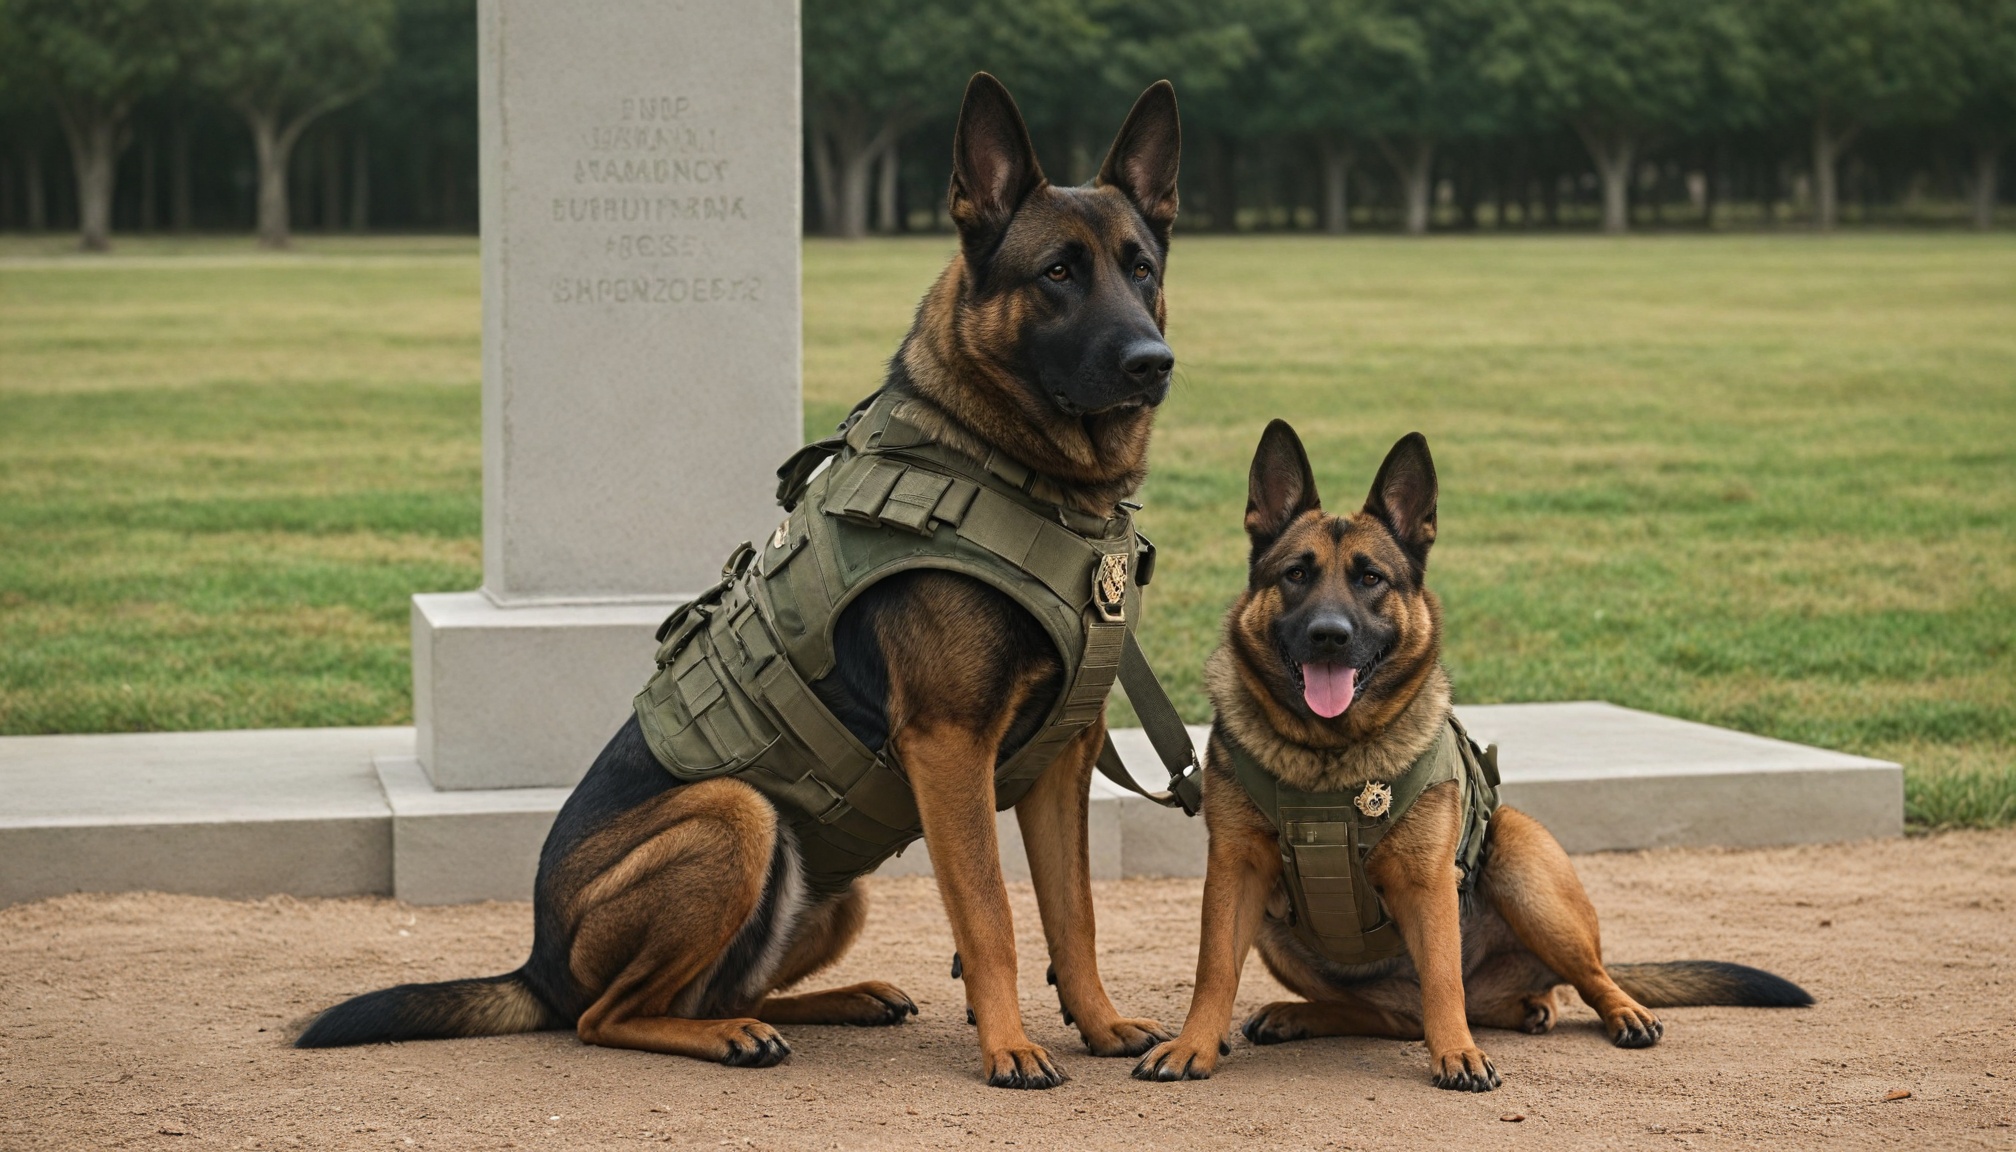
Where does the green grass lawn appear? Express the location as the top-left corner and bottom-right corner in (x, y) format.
(3, 231), (2012, 828)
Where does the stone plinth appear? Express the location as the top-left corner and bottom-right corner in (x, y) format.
(414, 0), (802, 790)
(0, 706), (1904, 906)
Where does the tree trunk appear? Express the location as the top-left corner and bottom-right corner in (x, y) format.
(1972, 139), (2002, 231)
(1811, 111), (1860, 232)
(875, 136), (899, 234)
(1376, 136), (1435, 235)
(834, 138), (875, 239)
(322, 131), (343, 232)
(1206, 133), (1238, 232)
(246, 108), (295, 248)
(1573, 120), (1635, 234)
(350, 134), (370, 230)
(23, 143), (48, 230)
(57, 109), (124, 251)
(808, 132), (837, 234)
(242, 96), (353, 248)
(1319, 140), (1353, 234)
(170, 120), (192, 230)
(1543, 171), (1559, 227)
(139, 136), (157, 231)
(1703, 143), (1721, 229)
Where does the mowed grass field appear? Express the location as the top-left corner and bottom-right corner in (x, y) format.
(2, 232), (2011, 827)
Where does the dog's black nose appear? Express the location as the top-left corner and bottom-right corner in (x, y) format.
(1305, 615), (1354, 659)
(1120, 339), (1174, 384)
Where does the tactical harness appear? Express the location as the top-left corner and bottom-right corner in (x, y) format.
(633, 392), (1203, 901)
(1219, 716), (1502, 966)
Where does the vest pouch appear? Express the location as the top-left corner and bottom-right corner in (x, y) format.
(637, 623), (780, 781)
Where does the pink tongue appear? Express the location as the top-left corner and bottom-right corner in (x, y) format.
(1301, 663), (1357, 718)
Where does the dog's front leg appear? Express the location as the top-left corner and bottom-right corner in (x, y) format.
(1016, 721), (1168, 1057)
(1133, 790), (1278, 1081)
(903, 719), (1065, 1089)
(1370, 781), (1501, 1092)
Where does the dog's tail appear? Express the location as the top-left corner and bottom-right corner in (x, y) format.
(294, 969), (560, 1048)
(1607, 960), (1813, 1009)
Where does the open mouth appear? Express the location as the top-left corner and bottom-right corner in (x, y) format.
(1051, 391), (1154, 418)
(1286, 649), (1388, 719)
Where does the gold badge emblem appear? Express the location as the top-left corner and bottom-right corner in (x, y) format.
(770, 519), (790, 550)
(1093, 553), (1129, 623)
(1355, 781), (1393, 819)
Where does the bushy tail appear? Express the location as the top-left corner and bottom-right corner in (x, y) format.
(295, 970), (560, 1048)
(1608, 961), (1813, 1009)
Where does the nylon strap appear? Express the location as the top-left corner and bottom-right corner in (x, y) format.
(1093, 633), (1203, 816)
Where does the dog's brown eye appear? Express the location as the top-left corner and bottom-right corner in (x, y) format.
(1285, 566), (1309, 584)
(1360, 571), (1382, 587)
(1133, 261), (1152, 281)
(1045, 263), (1071, 282)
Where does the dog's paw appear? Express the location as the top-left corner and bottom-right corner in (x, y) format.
(1131, 1035), (1228, 1082)
(1520, 991), (1560, 1035)
(841, 981), (918, 1027)
(1429, 1047), (1500, 1092)
(983, 1040), (1067, 1090)
(1603, 1003), (1663, 1049)
(1240, 1001), (1315, 1046)
(1080, 1016), (1171, 1058)
(714, 1020), (791, 1068)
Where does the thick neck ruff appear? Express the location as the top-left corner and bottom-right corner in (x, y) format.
(1204, 645), (1452, 794)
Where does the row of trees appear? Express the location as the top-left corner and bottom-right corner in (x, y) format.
(0, 0), (412, 249)
(807, 0), (2016, 235)
(3, 0), (2011, 247)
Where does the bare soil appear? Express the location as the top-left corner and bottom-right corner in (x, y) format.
(3, 831), (2013, 1151)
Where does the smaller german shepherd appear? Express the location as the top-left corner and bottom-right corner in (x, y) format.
(1134, 422), (1811, 1089)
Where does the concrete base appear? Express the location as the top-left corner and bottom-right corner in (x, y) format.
(0, 703), (1903, 906)
(376, 756), (571, 904)
(0, 727), (407, 905)
(412, 592), (676, 790)
(1462, 701), (1904, 852)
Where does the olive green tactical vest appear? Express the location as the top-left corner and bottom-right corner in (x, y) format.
(634, 392), (1197, 900)
(1223, 717), (1500, 966)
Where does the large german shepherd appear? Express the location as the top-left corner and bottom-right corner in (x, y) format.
(1133, 422), (1811, 1089)
(297, 74), (1184, 1089)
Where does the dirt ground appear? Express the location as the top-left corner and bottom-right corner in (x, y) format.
(3, 831), (2013, 1151)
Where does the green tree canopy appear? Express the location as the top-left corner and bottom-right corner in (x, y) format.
(1757, 0), (1968, 229)
(188, 0), (395, 247)
(1490, 0), (1761, 232)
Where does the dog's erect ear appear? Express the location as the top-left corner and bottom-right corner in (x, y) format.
(1364, 432), (1438, 568)
(949, 73), (1045, 257)
(1246, 419), (1321, 563)
(1096, 80), (1181, 246)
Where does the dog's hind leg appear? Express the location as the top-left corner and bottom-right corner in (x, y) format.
(1241, 995), (1423, 1045)
(567, 779), (791, 1066)
(1017, 722), (1168, 1058)
(1479, 807), (1661, 1049)
(756, 882), (918, 1027)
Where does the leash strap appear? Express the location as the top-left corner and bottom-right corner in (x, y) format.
(1094, 632), (1203, 816)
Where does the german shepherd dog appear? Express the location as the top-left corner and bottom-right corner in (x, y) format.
(297, 75), (1183, 1090)
(1133, 423), (1811, 1089)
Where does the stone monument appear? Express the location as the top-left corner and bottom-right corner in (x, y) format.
(411, 0), (802, 790)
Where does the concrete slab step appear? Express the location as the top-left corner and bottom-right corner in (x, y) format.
(0, 704), (1902, 906)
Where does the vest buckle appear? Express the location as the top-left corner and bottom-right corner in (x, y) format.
(1092, 552), (1128, 623)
